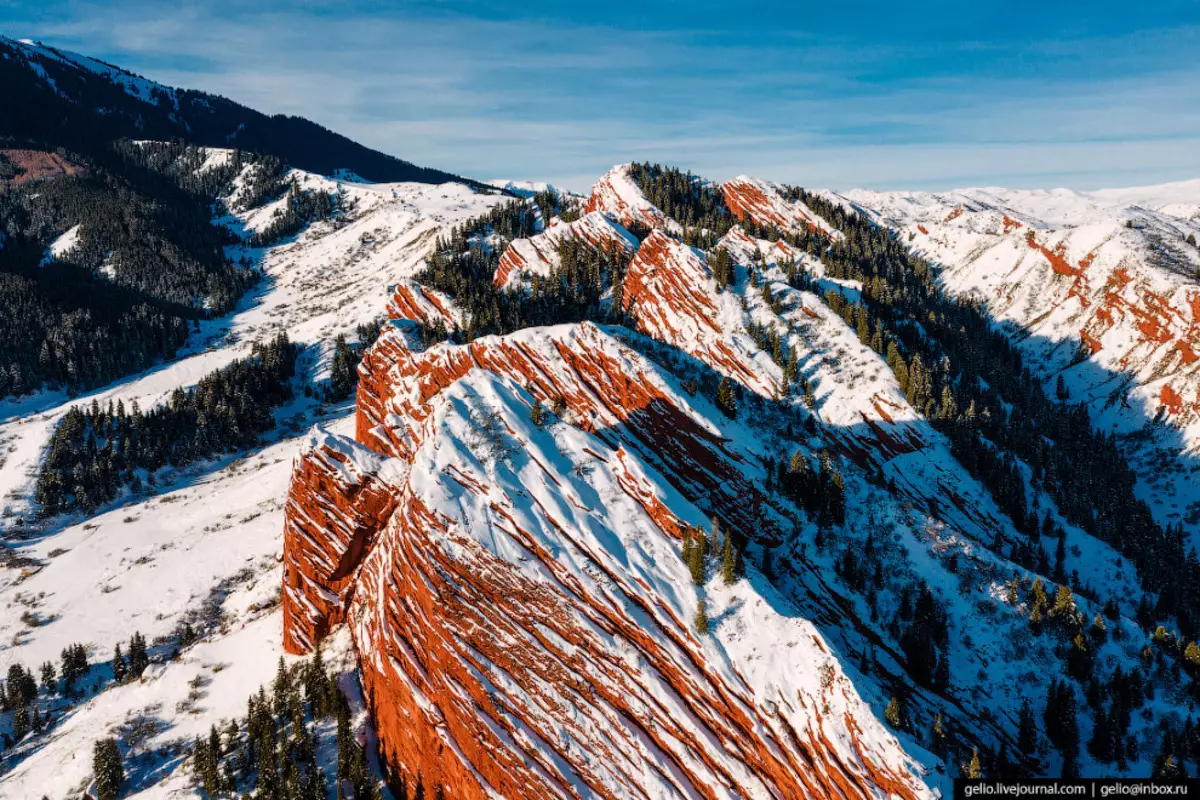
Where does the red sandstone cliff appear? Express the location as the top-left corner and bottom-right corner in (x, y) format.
(282, 322), (932, 800)
(584, 165), (682, 235)
(492, 210), (638, 289)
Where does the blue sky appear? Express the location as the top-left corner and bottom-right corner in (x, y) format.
(2, 0), (1199, 191)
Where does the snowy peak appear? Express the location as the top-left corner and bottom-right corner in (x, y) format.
(723, 176), (840, 237)
(492, 210), (638, 289)
(585, 164), (683, 234)
(3, 35), (177, 107)
(623, 230), (780, 396)
(283, 321), (932, 799)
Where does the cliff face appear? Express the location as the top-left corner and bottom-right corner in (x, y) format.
(282, 322), (932, 800)
(492, 210), (638, 289)
(584, 165), (682, 235)
(721, 176), (837, 237)
(622, 230), (780, 397)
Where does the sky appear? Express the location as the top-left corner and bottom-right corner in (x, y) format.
(2, 0), (1199, 192)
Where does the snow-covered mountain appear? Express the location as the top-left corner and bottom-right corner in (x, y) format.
(835, 183), (1200, 540)
(2, 47), (1199, 796)
(0, 35), (469, 184)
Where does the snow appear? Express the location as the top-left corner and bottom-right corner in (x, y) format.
(0, 152), (509, 795)
(834, 180), (1200, 544)
(38, 224), (81, 266)
(4, 149), (1199, 795)
(5, 36), (179, 109)
(356, 351), (932, 797)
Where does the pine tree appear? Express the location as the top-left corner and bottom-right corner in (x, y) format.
(688, 529), (707, 586)
(1017, 698), (1040, 767)
(93, 737), (124, 800)
(721, 533), (740, 586)
(965, 748), (983, 779)
(127, 632), (148, 678)
(1054, 535), (1067, 583)
(39, 661), (56, 695)
(1055, 375), (1069, 401)
(1184, 640), (1200, 669)
(884, 696), (903, 729)
(112, 643), (127, 683)
(694, 598), (710, 635)
(715, 378), (737, 419)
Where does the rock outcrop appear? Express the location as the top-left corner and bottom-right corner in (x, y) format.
(622, 230), (779, 397)
(722, 176), (837, 237)
(492, 211), (638, 289)
(385, 280), (461, 331)
(585, 165), (682, 235)
(282, 322), (932, 800)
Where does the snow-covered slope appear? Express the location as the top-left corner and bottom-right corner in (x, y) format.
(6, 145), (1200, 799)
(493, 210), (638, 289)
(838, 183), (1200, 537)
(284, 323), (932, 799)
(0, 150), (508, 798)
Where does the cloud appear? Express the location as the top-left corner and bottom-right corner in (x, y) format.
(11, 0), (1200, 191)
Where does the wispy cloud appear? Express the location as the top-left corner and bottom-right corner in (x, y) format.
(7, 0), (1200, 191)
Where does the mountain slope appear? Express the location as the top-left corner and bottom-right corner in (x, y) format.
(0, 35), (469, 185)
(4, 140), (1200, 800)
(837, 184), (1200, 538)
(284, 323), (932, 799)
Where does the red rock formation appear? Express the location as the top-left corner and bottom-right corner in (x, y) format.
(493, 211), (638, 289)
(386, 281), (459, 331)
(721, 176), (830, 236)
(355, 323), (775, 539)
(0, 148), (86, 185)
(622, 230), (778, 396)
(584, 165), (680, 234)
(282, 322), (932, 800)
(281, 429), (404, 654)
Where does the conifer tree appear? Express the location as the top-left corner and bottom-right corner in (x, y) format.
(884, 696), (903, 729)
(112, 643), (127, 683)
(965, 749), (983, 779)
(688, 529), (707, 586)
(127, 632), (148, 679)
(721, 533), (740, 586)
(715, 378), (738, 419)
(93, 737), (124, 800)
(695, 598), (710, 635)
(39, 661), (56, 695)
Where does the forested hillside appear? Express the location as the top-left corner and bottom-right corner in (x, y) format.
(0, 36), (468, 185)
(0, 141), (265, 398)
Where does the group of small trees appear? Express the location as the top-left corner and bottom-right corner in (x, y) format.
(325, 318), (385, 401)
(768, 449), (846, 530)
(183, 649), (408, 800)
(682, 517), (746, 634)
(35, 332), (298, 515)
(0, 641), (92, 750)
(112, 632), (150, 684)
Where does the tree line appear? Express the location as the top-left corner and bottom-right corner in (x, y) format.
(34, 332), (297, 516)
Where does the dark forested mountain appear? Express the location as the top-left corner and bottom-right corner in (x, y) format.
(0, 35), (467, 184)
(0, 35), (483, 401)
(0, 140), (263, 399)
